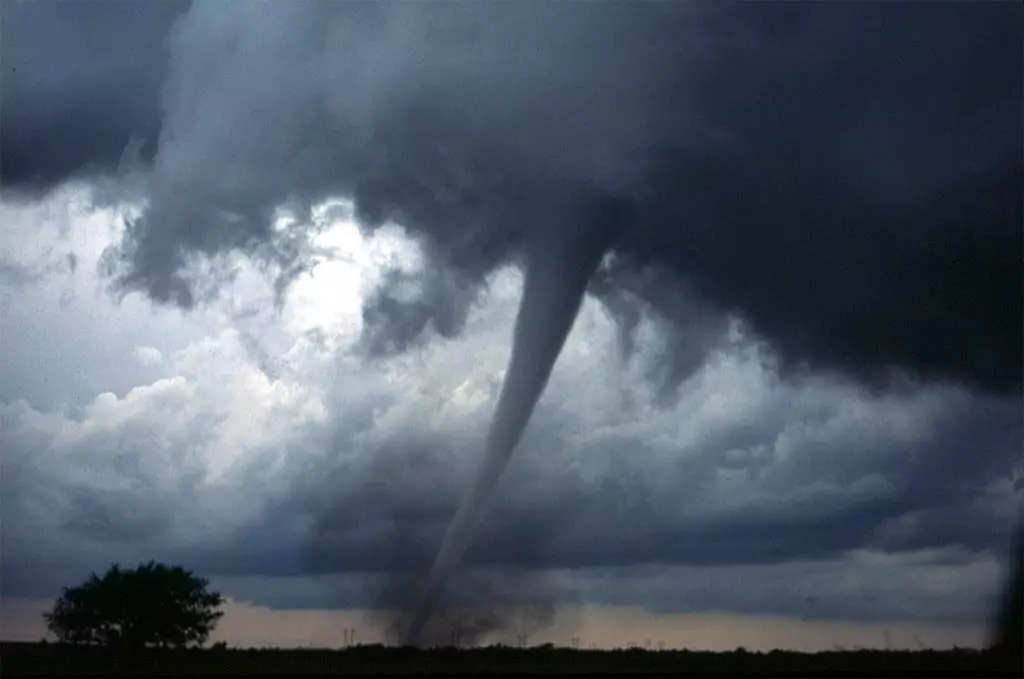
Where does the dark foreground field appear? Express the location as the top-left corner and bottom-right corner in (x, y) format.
(2, 641), (1019, 678)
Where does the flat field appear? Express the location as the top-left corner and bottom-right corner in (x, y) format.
(2, 641), (1019, 677)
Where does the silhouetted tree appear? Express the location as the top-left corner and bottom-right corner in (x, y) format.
(44, 561), (224, 649)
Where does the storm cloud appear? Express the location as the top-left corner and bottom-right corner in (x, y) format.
(0, 0), (189, 195)
(4, 1), (1020, 393)
(3, 191), (1018, 612)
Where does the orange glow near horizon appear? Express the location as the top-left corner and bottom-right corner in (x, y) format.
(1, 597), (987, 652)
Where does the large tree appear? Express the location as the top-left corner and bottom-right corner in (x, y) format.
(44, 561), (224, 649)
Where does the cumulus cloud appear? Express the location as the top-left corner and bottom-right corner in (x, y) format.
(1, 189), (1019, 631)
(132, 346), (164, 366)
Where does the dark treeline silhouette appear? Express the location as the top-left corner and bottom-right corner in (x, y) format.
(15, 543), (1018, 677)
(2, 641), (1018, 677)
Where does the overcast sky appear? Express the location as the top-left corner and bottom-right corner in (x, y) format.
(1, 0), (1021, 651)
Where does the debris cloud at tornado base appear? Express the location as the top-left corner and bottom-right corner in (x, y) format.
(306, 439), (582, 648)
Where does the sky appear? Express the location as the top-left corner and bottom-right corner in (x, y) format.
(1, 0), (1021, 651)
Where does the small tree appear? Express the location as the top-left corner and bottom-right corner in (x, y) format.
(44, 561), (224, 649)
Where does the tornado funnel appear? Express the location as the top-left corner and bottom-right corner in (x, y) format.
(402, 198), (629, 646)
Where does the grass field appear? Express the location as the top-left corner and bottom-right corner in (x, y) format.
(2, 641), (1018, 677)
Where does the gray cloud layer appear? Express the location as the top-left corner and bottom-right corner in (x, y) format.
(2, 230), (1018, 623)
(3, 2), (1020, 394)
(0, 1), (188, 194)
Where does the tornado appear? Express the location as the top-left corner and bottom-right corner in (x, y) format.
(402, 200), (628, 646)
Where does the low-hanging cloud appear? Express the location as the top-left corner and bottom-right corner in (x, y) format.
(4, 1), (1019, 393)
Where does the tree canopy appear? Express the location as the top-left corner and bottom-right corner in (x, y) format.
(44, 561), (224, 649)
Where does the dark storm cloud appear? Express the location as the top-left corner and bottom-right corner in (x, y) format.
(360, 268), (480, 357)
(1, 370), (1018, 620)
(0, 0), (190, 197)
(6, 2), (1018, 393)
(173, 394), (1016, 582)
(61, 488), (173, 543)
(588, 264), (732, 402)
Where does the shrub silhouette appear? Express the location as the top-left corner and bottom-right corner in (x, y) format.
(44, 561), (224, 649)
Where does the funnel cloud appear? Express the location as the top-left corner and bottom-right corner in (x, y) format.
(401, 198), (629, 643)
